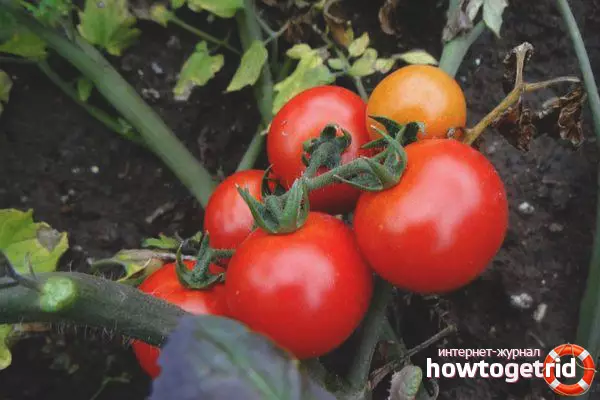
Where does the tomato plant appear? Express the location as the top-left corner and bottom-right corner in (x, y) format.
(203, 169), (264, 250)
(267, 86), (372, 214)
(366, 65), (467, 140)
(225, 212), (373, 359)
(132, 260), (228, 378)
(353, 139), (508, 294)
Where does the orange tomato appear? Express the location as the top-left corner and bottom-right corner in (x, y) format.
(366, 65), (467, 140)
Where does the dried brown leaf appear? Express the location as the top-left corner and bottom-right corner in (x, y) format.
(494, 99), (536, 151)
(442, 0), (474, 42)
(502, 42), (534, 93)
(379, 0), (400, 36)
(536, 84), (586, 147)
(323, 0), (354, 47)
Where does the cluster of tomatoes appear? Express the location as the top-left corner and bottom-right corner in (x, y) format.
(133, 65), (509, 378)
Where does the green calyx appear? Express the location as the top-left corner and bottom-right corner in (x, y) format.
(175, 235), (229, 290)
(302, 124), (352, 177)
(39, 276), (77, 313)
(239, 178), (310, 235)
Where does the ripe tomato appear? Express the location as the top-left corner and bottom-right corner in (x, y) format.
(366, 65), (467, 140)
(353, 139), (507, 294)
(203, 169), (263, 250)
(132, 260), (228, 378)
(225, 212), (373, 359)
(267, 86), (372, 214)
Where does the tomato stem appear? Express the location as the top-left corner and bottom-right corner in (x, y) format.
(168, 14), (241, 55)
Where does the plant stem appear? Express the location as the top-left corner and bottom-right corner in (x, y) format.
(2, 6), (217, 207)
(346, 277), (394, 390)
(37, 61), (144, 145)
(439, 21), (485, 78)
(169, 15), (241, 55)
(0, 272), (186, 345)
(234, 0), (275, 171)
(556, 1), (600, 391)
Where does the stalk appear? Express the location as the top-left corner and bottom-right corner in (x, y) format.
(1, 4), (216, 207)
(555, 2), (600, 397)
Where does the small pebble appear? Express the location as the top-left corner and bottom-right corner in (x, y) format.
(548, 222), (564, 232)
(151, 62), (164, 75)
(90, 166), (100, 174)
(518, 201), (535, 215)
(71, 167), (81, 174)
(20, 195), (28, 203)
(137, 69), (144, 77)
(510, 292), (534, 310)
(475, 57), (482, 66)
(142, 88), (161, 100)
(166, 36), (181, 49)
(533, 303), (547, 323)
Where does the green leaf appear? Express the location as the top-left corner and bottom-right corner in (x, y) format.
(0, 70), (12, 118)
(91, 249), (163, 284)
(374, 58), (395, 74)
(24, 0), (71, 26)
(348, 32), (370, 57)
(171, 0), (186, 9)
(151, 315), (337, 400)
(76, 77), (94, 102)
(327, 58), (345, 70)
(150, 4), (172, 27)
(77, 0), (141, 56)
(0, 30), (47, 60)
(0, 325), (12, 370)
(483, 0), (508, 37)
(186, 0), (243, 18)
(394, 50), (438, 66)
(226, 40), (268, 92)
(273, 46), (335, 113)
(348, 48), (378, 77)
(142, 234), (181, 250)
(174, 41), (224, 101)
(0, 209), (68, 274)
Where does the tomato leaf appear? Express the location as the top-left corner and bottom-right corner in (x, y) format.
(226, 40), (268, 92)
(91, 249), (163, 284)
(327, 58), (345, 70)
(142, 234), (181, 250)
(76, 77), (94, 102)
(348, 48), (378, 77)
(0, 29), (47, 60)
(394, 50), (438, 66)
(374, 58), (395, 74)
(23, 0), (71, 26)
(388, 365), (423, 400)
(481, 0), (508, 38)
(443, 0), (507, 41)
(0, 325), (12, 371)
(171, 0), (186, 9)
(272, 44), (334, 114)
(348, 32), (370, 58)
(174, 41), (224, 101)
(77, 0), (141, 56)
(186, 0), (244, 18)
(150, 4), (172, 27)
(0, 70), (12, 118)
(0, 209), (68, 274)
(151, 315), (336, 400)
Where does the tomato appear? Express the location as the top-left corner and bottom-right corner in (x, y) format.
(132, 260), (228, 378)
(353, 139), (507, 294)
(225, 212), (373, 359)
(267, 86), (372, 214)
(203, 169), (264, 250)
(366, 65), (467, 140)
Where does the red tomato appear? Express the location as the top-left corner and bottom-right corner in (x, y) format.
(366, 65), (467, 140)
(203, 170), (263, 250)
(353, 139), (508, 294)
(132, 261), (228, 378)
(267, 86), (372, 214)
(225, 212), (373, 359)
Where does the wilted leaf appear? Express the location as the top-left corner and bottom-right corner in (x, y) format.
(327, 58), (345, 70)
(0, 325), (12, 370)
(273, 46), (334, 113)
(536, 84), (586, 148)
(0, 209), (68, 273)
(142, 234), (181, 250)
(78, 0), (141, 56)
(442, 0), (473, 42)
(91, 249), (164, 283)
(348, 48), (378, 77)
(494, 99), (536, 152)
(502, 42), (534, 93)
(23, 0), (71, 26)
(0, 70), (12, 117)
(226, 40), (268, 92)
(395, 50), (438, 65)
(187, 0), (244, 18)
(323, 0), (354, 48)
(374, 58), (395, 74)
(174, 42), (224, 101)
(77, 77), (94, 102)
(151, 315), (336, 400)
(348, 32), (370, 58)
(0, 29), (47, 59)
(442, 0), (507, 42)
(388, 365), (422, 400)
(379, 0), (399, 35)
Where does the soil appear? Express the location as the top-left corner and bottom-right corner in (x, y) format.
(1, 0), (599, 399)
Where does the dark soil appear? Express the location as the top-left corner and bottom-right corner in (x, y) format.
(1, 0), (600, 399)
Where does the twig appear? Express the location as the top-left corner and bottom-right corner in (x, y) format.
(405, 325), (457, 358)
(169, 15), (241, 55)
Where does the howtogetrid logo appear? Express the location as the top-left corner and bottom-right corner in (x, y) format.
(544, 344), (596, 396)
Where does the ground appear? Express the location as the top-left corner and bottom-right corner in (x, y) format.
(0, 0), (599, 399)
